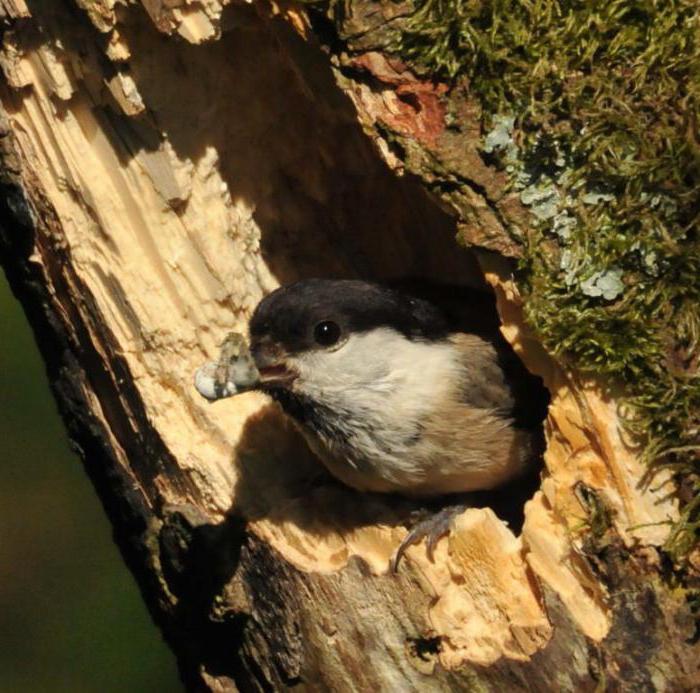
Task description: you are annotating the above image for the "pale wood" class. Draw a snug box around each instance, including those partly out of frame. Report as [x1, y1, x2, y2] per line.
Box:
[0, 1, 697, 691]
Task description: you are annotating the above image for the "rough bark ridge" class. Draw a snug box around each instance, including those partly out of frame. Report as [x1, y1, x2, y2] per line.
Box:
[0, 1, 697, 690]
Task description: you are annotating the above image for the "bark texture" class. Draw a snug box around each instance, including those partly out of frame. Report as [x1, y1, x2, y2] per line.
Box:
[0, 1, 697, 691]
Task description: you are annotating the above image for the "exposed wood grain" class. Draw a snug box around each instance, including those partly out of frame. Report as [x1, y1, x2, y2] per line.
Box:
[0, 1, 697, 690]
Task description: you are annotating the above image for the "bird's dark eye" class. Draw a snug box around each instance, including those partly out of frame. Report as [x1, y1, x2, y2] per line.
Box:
[313, 320, 341, 347]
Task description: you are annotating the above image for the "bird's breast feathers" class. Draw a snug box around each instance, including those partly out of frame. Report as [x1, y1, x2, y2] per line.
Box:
[278, 328, 528, 496]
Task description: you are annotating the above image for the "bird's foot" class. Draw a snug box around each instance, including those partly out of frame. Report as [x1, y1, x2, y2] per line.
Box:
[390, 504, 468, 573]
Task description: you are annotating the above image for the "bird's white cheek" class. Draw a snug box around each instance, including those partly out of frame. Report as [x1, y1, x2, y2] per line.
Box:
[285, 328, 459, 415]
[288, 334, 396, 394]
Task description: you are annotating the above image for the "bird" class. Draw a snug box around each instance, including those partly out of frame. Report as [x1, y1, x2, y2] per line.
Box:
[243, 278, 547, 569]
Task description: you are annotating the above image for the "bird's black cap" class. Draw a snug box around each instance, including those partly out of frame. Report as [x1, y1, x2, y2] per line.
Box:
[249, 278, 449, 353]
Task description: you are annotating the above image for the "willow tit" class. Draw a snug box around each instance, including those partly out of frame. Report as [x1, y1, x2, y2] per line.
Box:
[197, 279, 546, 568]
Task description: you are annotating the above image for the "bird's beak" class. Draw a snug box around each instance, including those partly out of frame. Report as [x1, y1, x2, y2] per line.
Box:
[250, 338, 297, 388]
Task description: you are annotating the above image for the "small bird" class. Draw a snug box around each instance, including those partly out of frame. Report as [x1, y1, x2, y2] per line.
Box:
[242, 278, 547, 569]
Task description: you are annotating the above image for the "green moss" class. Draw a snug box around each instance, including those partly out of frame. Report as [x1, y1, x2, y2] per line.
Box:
[395, 1, 700, 560]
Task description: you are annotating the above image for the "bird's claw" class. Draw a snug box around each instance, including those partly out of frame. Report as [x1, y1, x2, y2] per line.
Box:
[390, 504, 468, 573]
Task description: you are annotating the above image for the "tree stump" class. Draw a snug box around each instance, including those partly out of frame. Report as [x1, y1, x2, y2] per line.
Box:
[0, 1, 697, 690]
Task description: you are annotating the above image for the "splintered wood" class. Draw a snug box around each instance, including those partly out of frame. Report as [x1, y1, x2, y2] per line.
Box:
[0, 0, 688, 689]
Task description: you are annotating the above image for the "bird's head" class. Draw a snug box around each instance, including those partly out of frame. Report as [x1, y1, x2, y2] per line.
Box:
[248, 279, 449, 397]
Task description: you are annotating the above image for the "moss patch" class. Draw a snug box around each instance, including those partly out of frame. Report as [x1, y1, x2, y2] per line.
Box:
[393, 0, 700, 559]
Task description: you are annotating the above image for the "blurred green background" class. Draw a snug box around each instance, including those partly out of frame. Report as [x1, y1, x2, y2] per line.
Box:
[0, 269, 181, 692]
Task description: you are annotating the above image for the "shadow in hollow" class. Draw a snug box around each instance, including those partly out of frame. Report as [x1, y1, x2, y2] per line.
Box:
[88, 1, 484, 288]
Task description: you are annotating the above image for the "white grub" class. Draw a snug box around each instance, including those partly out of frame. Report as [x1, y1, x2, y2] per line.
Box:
[194, 332, 259, 401]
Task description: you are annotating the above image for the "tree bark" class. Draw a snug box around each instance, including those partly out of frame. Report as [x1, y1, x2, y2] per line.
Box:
[0, 1, 697, 691]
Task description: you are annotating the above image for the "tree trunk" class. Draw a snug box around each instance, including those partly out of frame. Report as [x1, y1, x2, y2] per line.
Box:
[0, 1, 697, 691]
